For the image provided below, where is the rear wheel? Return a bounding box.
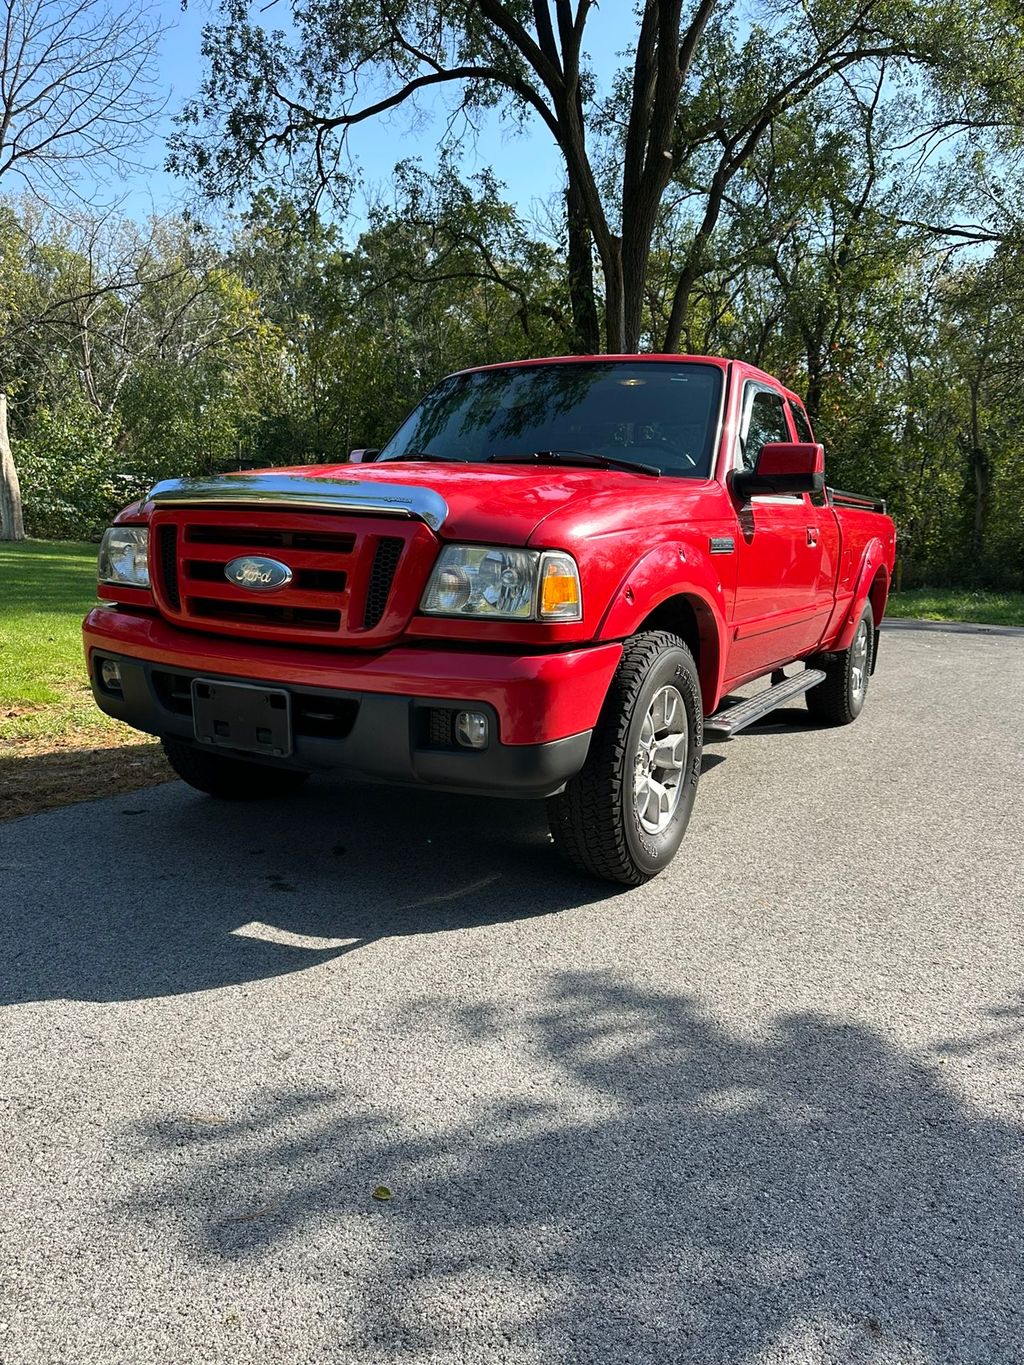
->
[547,630,703,886]
[161,738,310,800]
[807,600,874,726]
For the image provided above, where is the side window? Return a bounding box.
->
[789,400,814,443]
[740,388,789,471]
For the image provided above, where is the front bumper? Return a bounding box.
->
[84,609,621,798]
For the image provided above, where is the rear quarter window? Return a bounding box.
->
[789,401,814,443]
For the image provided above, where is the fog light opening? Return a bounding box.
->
[455,710,489,750]
[99,658,123,692]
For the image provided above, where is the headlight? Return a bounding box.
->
[420,545,582,622]
[98,526,150,588]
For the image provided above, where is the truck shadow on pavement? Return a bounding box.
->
[123,971,1024,1363]
[0,778,627,1005]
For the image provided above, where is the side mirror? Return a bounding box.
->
[348,448,380,464]
[733,441,824,499]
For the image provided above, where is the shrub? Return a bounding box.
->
[14,405,151,540]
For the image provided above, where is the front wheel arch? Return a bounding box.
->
[635,593,721,715]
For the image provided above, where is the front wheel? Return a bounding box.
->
[547,631,703,886]
[161,738,311,800]
[806,600,874,726]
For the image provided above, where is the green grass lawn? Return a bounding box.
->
[0,539,112,739]
[886,588,1024,628]
[1,539,168,819]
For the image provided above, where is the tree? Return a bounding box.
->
[0,390,21,538]
[0,0,163,202]
[171,0,1024,353]
[0,204,289,536]
[0,204,31,537]
[929,250,1024,576]
[227,179,571,460]
[0,0,164,538]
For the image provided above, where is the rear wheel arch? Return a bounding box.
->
[833,538,887,651]
[867,565,889,622]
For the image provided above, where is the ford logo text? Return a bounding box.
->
[224,555,293,592]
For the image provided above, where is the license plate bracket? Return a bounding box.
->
[191,679,292,757]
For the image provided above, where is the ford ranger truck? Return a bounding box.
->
[83,355,896,886]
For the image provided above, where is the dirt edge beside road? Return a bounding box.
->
[0,728,171,822]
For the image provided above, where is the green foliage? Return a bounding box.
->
[12,403,142,541]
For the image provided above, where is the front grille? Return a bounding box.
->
[364,537,404,628]
[149,508,420,646]
[186,525,356,554]
[158,526,180,610]
[190,597,341,631]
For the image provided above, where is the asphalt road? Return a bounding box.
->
[2,624,1023,1365]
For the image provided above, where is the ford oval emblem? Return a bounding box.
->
[224,555,293,592]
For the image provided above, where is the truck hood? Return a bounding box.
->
[265,461,714,544]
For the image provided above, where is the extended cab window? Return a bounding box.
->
[740,387,790,470]
[378,361,724,478]
[789,400,814,443]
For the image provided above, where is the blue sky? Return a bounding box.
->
[113,0,630,235]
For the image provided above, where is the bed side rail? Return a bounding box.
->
[826,486,887,514]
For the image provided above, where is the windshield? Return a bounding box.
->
[377,361,723,478]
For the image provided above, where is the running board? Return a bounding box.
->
[704,668,826,738]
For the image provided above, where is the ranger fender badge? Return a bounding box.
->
[709,536,735,554]
[224,555,293,592]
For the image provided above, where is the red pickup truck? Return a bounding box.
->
[84,355,896,885]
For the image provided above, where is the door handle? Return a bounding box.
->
[807,527,818,546]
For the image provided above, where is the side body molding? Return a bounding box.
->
[596,541,730,713]
[147,474,450,532]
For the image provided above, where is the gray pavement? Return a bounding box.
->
[1,626,1023,1365]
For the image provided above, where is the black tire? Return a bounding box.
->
[161,738,310,800]
[547,631,703,886]
[806,600,874,726]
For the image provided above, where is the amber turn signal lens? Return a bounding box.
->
[541,574,578,611]
[539,553,582,621]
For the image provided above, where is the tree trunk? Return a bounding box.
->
[566,182,601,354]
[803,343,826,425]
[970,444,990,560]
[621,229,652,352]
[966,379,990,571]
[602,237,626,352]
[0,393,26,542]
[662,262,699,352]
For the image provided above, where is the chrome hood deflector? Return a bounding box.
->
[147,473,449,532]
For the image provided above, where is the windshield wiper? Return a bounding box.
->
[486,449,661,477]
[381,450,464,463]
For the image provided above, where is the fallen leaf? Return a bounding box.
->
[372,1185,393,1202]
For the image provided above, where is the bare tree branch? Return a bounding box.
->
[0,0,164,204]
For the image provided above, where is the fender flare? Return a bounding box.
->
[833,537,889,651]
[596,541,730,712]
